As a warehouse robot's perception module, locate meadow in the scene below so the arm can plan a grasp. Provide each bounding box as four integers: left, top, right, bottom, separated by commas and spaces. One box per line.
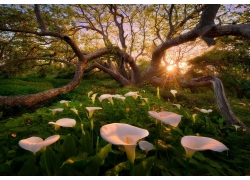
0, 75, 250, 176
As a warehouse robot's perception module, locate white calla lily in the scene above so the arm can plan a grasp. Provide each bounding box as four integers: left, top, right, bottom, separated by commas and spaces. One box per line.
86, 107, 102, 118
91, 93, 97, 104
200, 109, 213, 114
70, 107, 78, 115
181, 136, 229, 158
148, 111, 182, 127
100, 123, 149, 163
113, 94, 126, 102
232, 125, 241, 131
60, 100, 71, 107
87, 91, 93, 97
124, 92, 139, 100
141, 98, 148, 103
239, 102, 246, 106
192, 114, 198, 123
170, 90, 177, 97
19, 135, 60, 154
49, 108, 64, 115
98, 94, 114, 105
139, 141, 154, 154
48, 118, 76, 130
172, 104, 181, 109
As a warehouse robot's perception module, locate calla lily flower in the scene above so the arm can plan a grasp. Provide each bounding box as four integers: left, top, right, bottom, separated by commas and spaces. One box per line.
157, 87, 160, 99
87, 91, 93, 97
86, 107, 102, 118
148, 111, 182, 127
113, 94, 126, 102
19, 135, 60, 154
181, 136, 229, 158
170, 90, 177, 97
98, 94, 114, 105
192, 114, 198, 123
141, 98, 148, 103
232, 125, 241, 131
200, 109, 212, 114
139, 141, 154, 154
91, 93, 97, 104
70, 107, 78, 115
49, 108, 64, 115
172, 104, 181, 109
124, 92, 139, 100
194, 107, 212, 114
48, 118, 76, 130
100, 123, 149, 163
60, 100, 71, 107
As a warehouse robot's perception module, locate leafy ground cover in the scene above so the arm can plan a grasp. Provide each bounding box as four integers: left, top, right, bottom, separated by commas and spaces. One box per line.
0, 77, 250, 176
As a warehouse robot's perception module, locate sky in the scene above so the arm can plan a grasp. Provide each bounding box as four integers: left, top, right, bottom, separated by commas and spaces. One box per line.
1, 0, 249, 4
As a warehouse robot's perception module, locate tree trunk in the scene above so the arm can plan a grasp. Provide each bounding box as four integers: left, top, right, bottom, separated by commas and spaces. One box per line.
0, 61, 85, 107
210, 77, 249, 132
178, 75, 249, 132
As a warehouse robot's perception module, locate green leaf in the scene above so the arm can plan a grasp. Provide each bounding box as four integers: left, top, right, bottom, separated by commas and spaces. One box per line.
105, 161, 130, 176
0, 163, 11, 175
184, 126, 193, 135
173, 127, 184, 136
134, 156, 155, 176
83, 143, 112, 175
168, 168, 181, 175
205, 158, 222, 168
18, 155, 38, 176
5, 121, 19, 127
205, 165, 219, 175
193, 151, 206, 161
62, 134, 77, 159
79, 131, 92, 154
40, 146, 58, 175
61, 152, 90, 169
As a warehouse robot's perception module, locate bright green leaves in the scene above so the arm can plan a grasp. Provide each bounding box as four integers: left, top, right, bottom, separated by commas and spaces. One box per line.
83, 143, 112, 175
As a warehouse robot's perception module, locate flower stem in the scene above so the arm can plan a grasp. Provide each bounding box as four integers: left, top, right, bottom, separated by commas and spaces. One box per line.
129, 161, 134, 176
42, 152, 51, 176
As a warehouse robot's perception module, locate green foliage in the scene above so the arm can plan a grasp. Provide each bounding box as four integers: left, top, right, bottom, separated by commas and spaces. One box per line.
0, 77, 250, 176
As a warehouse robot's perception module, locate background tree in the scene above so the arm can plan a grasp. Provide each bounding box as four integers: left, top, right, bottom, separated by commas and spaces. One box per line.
0, 4, 250, 130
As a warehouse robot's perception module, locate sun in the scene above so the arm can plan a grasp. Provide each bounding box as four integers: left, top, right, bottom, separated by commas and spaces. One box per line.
167, 65, 174, 71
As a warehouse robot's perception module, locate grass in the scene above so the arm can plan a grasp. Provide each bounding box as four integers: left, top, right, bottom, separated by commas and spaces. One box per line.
0, 76, 250, 176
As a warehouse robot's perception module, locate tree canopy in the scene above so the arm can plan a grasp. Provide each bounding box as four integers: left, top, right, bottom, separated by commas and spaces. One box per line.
0, 4, 250, 108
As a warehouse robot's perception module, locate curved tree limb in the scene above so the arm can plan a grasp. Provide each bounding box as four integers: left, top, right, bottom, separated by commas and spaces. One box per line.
178, 75, 250, 132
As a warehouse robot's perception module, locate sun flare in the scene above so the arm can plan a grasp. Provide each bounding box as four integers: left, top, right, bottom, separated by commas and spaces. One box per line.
167, 65, 174, 71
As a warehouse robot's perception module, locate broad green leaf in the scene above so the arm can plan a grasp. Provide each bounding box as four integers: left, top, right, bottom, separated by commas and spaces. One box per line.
61, 152, 89, 169
79, 131, 92, 154
18, 155, 38, 176
0, 163, 11, 175
62, 134, 77, 159
173, 127, 184, 136
105, 161, 130, 176
205, 165, 219, 175
168, 168, 181, 175
83, 143, 112, 175
205, 158, 222, 168
193, 151, 206, 161
184, 126, 193, 135
161, 169, 171, 176
40, 146, 58, 175
134, 156, 155, 176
